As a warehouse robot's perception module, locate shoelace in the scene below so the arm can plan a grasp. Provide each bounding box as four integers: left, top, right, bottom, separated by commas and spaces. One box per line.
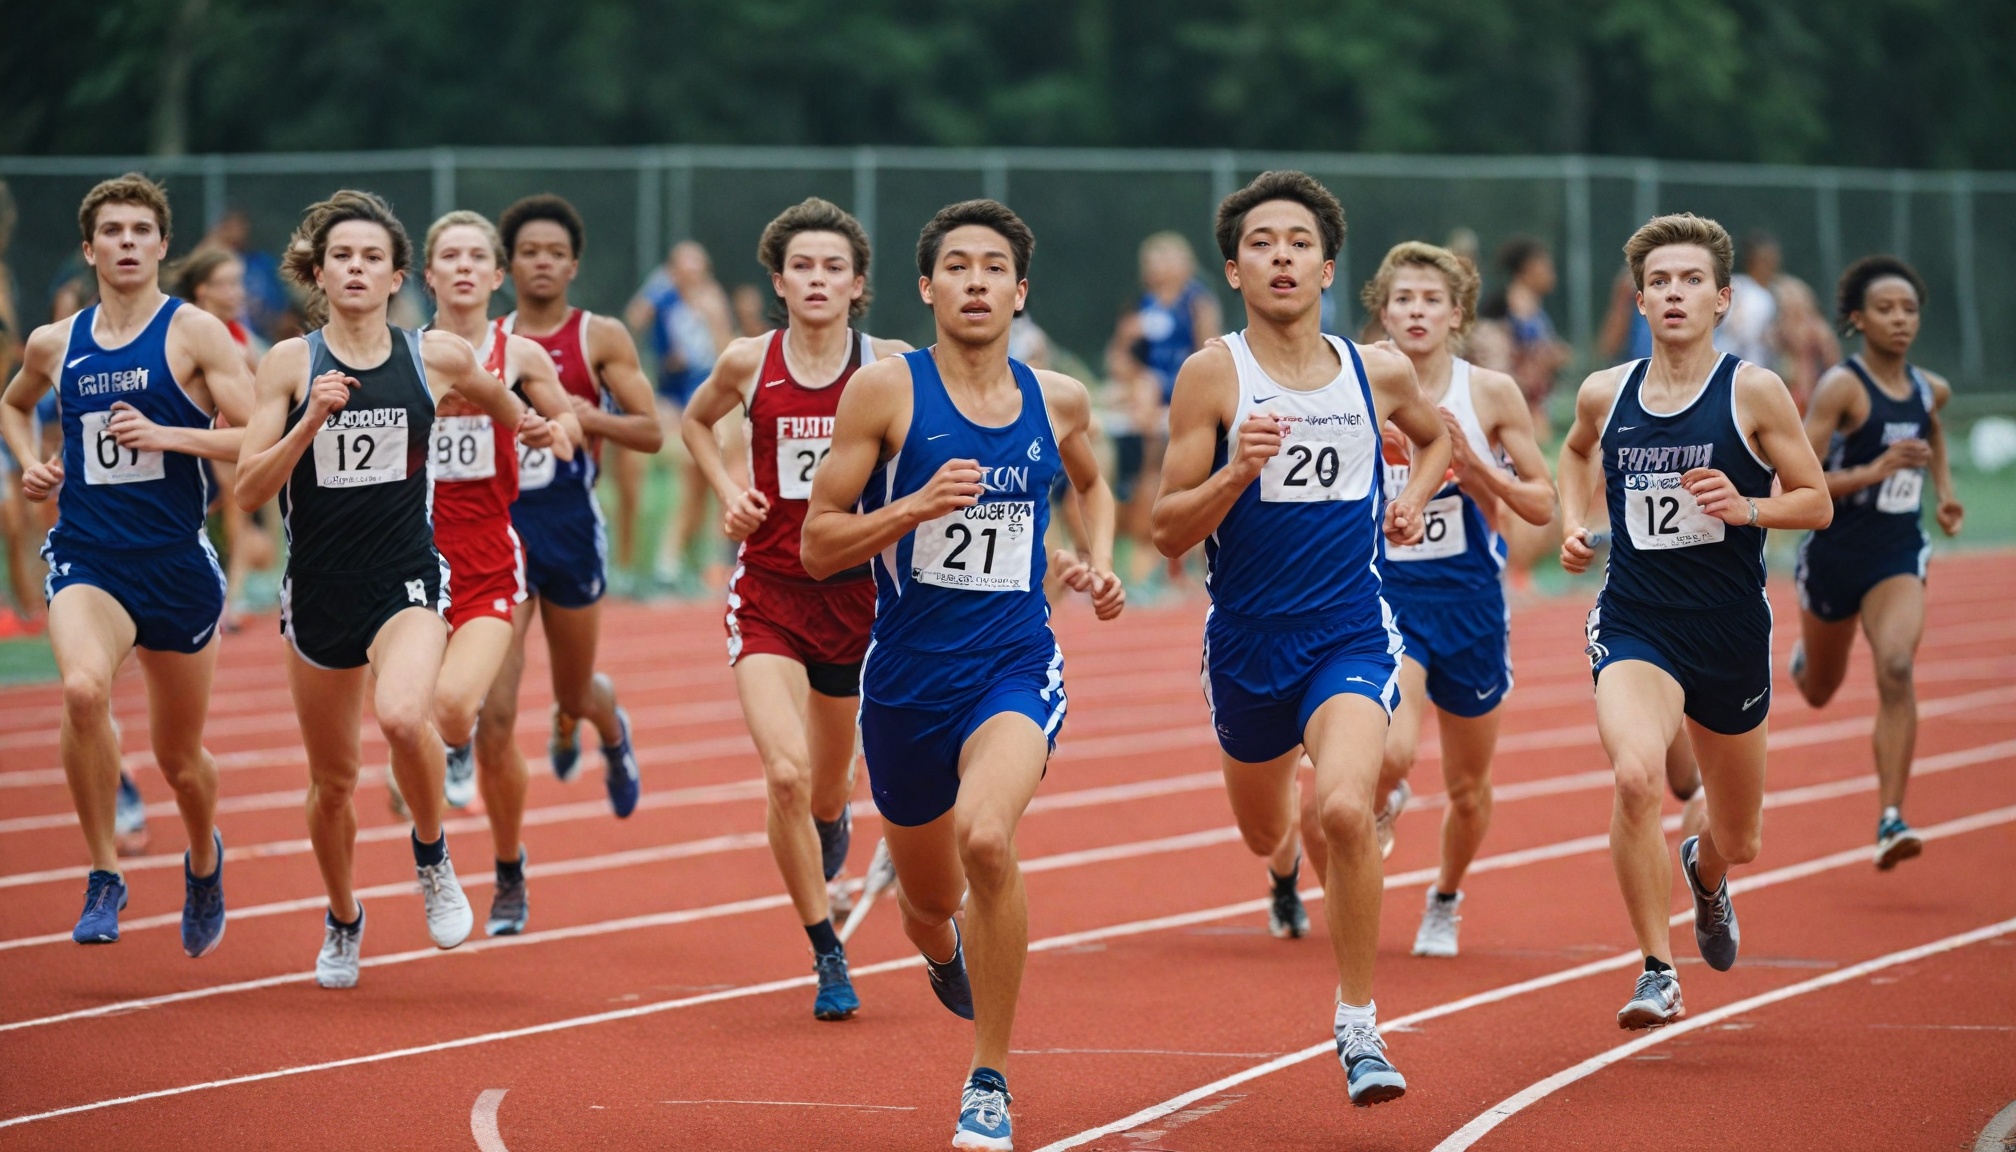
85, 875, 117, 914
1336, 1020, 1387, 1063
961, 1084, 1009, 1129
418, 862, 452, 904
814, 952, 848, 985
1631, 971, 1673, 1004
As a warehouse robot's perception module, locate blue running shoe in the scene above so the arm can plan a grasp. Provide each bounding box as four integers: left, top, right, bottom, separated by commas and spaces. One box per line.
73, 870, 128, 944
925, 922, 975, 1020
1335, 1018, 1406, 1106
817, 804, 852, 883
953, 1067, 1012, 1150
549, 703, 582, 783
114, 770, 149, 856
813, 947, 860, 1021
603, 706, 640, 818
182, 830, 226, 958
1680, 835, 1740, 971
1875, 813, 1923, 871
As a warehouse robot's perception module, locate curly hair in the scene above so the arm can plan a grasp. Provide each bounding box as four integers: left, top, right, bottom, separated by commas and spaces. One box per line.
498, 194, 585, 259
757, 198, 873, 321
1213, 171, 1344, 263
280, 190, 412, 323
1834, 255, 1926, 336
1360, 241, 1482, 338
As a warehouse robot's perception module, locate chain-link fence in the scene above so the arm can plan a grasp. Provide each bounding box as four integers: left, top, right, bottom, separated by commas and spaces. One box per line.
3, 146, 2010, 400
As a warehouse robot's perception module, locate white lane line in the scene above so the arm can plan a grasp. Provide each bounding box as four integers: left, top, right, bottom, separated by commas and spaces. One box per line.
1031, 803, 2016, 1152
659, 1099, 916, 1111
471, 1088, 510, 1152
1432, 917, 2016, 1152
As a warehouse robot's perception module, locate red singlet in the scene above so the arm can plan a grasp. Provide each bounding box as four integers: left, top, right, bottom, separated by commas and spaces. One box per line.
740, 329, 874, 580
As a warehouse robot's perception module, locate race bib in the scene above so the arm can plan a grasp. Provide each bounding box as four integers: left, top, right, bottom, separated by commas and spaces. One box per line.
775, 437, 831, 501
517, 441, 556, 490
1876, 468, 1923, 515
313, 411, 408, 489
1386, 495, 1467, 561
1623, 472, 1725, 550
431, 416, 496, 482
79, 410, 164, 486
911, 500, 1036, 592
1260, 414, 1375, 503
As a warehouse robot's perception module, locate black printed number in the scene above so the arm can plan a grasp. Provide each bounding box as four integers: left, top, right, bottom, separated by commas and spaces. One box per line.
942, 524, 999, 573
1422, 509, 1449, 543
1283, 444, 1341, 487
335, 433, 376, 472
1643, 495, 1680, 535
94, 431, 138, 470
795, 446, 828, 485
435, 434, 478, 467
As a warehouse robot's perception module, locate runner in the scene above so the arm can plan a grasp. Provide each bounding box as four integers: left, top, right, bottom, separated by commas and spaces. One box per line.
1152, 171, 1450, 1106
803, 198, 1124, 1148
235, 190, 538, 988
418, 212, 583, 940
680, 198, 910, 1019
481, 194, 659, 824
1558, 213, 1831, 1028
0, 173, 251, 953
1342, 241, 1555, 958
1790, 255, 1963, 869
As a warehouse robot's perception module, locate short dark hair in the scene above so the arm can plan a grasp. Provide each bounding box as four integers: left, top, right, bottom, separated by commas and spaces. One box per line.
916, 199, 1034, 280
79, 172, 172, 245
1495, 235, 1550, 278
1213, 171, 1344, 263
759, 197, 873, 320
1835, 254, 1926, 335
499, 194, 585, 258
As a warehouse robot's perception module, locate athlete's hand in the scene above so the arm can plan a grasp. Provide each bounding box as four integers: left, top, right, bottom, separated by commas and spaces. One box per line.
564, 393, 604, 436
516, 411, 574, 462
1053, 549, 1127, 621
906, 458, 984, 523
1877, 437, 1932, 474
1227, 413, 1284, 484
1440, 407, 1485, 482
19, 453, 62, 502
1560, 523, 1596, 574
105, 402, 175, 453
305, 371, 358, 423
1937, 494, 1965, 537
1682, 467, 1748, 524
1383, 492, 1428, 546
723, 487, 771, 541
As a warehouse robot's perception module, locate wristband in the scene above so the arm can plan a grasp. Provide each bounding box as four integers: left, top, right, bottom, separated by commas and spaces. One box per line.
1745, 497, 1759, 527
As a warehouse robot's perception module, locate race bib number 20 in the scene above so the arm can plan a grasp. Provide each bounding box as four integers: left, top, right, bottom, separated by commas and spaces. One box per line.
1259, 414, 1375, 504
911, 500, 1036, 592
79, 410, 165, 486
1624, 472, 1725, 550
314, 410, 408, 489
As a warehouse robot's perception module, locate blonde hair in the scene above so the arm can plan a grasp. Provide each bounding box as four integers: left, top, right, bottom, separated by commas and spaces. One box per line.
423, 209, 506, 269
1360, 241, 1481, 338
1139, 231, 1197, 268
1623, 212, 1734, 291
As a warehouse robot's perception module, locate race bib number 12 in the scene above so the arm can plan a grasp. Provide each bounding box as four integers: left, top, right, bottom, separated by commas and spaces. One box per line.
911, 500, 1036, 592
79, 410, 165, 486
1624, 472, 1725, 550
313, 411, 408, 489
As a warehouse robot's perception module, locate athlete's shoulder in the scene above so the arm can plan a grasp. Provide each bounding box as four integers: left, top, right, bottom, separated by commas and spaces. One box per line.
867, 335, 914, 359
257, 336, 312, 388
420, 325, 478, 365
1918, 366, 1953, 407
712, 333, 770, 375
1808, 362, 1864, 410
1175, 338, 1236, 382
503, 331, 555, 363
1571, 361, 1633, 419
581, 310, 632, 351
1465, 362, 1525, 415
165, 299, 235, 346
1032, 367, 1092, 417
18, 315, 76, 373
1731, 359, 1792, 407
1357, 339, 1417, 395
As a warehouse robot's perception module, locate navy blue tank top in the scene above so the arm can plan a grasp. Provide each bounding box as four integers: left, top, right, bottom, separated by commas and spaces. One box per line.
864, 350, 1059, 660
53, 297, 213, 552
1600, 354, 1774, 609
1812, 358, 1931, 556
1138, 282, 1207, 404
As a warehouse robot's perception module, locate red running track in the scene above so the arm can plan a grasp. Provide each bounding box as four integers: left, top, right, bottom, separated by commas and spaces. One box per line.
0, 555, 2012, 1151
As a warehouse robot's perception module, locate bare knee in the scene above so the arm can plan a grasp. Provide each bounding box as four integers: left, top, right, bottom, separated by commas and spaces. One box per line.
61, 670, 111, 725
1318, 791, 1376, 854
376, 699, 433, 755
1446, 773, 1492, 822
899, 882, 961, 926
1714, 824, 1762, 866
1873, 652, 1915, 702
1236, 815, 1290, 859
957, 823, 1017, 892
764, 758, 812, 816
1381, 737, 1418, 784
432, 691, 480, 747
153, 746, 212, 792
309, 773, 357, 814
1612, 761, 1665, 820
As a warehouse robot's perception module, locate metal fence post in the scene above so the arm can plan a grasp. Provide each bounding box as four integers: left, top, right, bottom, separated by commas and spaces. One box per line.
1816, 169, 1842, 292
1891, 169, 1911, 259
1632, 159, 1659, 225
1210, 151, 1236, 215
668, 147, 693, 244
1953, 172, 1983, 382
853, 147, 878, 324
431, 147, 456, 218
983, 150, 1009, 204
635, 149, 662, 290
202, 153, 226, 232
1564, 155, 1594, 366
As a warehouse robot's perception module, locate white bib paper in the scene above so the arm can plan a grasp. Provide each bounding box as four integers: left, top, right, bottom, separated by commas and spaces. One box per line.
517, 441, 556, 490
775, 437, 831, 501
1259, 414, 1375, 503
79, 410, 164, 486
313, 413, 408, 489
431, 416, 496, 482
1623, 472, 1726, 550
911, 500, 1035, 592
1876, 468, 1923, 515
1386, 495, 1467, 561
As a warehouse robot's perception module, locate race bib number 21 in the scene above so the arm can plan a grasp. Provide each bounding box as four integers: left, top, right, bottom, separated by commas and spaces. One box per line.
911, 501, 1035, 592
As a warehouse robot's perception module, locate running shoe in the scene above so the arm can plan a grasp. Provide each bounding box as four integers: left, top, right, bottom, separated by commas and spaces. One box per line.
72, 869, 128, 944
487, 849, 529, 937
602, 706, 640, 818
812, 947, 860, 1021
550, 703, 583, 783
1335, 1018, 1406, 1106
1376, 778, 1412, 860
114, 769, 150, 857
1617, 967, 1684, 1029
416, 851, 474, 949
181, 829, 226, 958
1268, 872, 1309, 940
953, 1068, 1013, 1151
443, 737, 477, 810
1875, 813, 1923, 871
316, 907, 364, 989
1680, 835, 1739, 971
817, 803, 853, 883
1412, 888, 1463, 958
925, 922, 976, 1020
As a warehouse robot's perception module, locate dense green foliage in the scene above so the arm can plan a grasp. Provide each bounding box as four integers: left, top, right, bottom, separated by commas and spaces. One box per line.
3, 0, 2012, 167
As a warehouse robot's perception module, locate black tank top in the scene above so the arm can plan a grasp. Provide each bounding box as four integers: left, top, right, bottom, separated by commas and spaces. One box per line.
280, 326, 438, 579
1812, 358, 1932, 555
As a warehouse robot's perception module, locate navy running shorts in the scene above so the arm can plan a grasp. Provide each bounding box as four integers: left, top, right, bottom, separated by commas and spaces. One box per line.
1389, 590, 1513, 718
282, 555, 446, 670
1585, 592, 1772, 736
43, 536, 225, 654
511, 496, 608, 609
1203, 607, 1403, 765
1795, 534, 1928, 624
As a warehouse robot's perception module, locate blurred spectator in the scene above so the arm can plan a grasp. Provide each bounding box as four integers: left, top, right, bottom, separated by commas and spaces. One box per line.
201, 209, 290, 341
1771, 274, 1839, 411
0, 179, 44, 636
731, 282, 770, 337
1598, 264, 1653, 365
1009, 312, 1052, 370
1482, 235, 1572, 439
1717, 231, 1781, 367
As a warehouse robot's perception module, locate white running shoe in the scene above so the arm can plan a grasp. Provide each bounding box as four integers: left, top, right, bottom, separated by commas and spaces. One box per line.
316, 906, 364, 989
443, 737, 477, 810
416, 854, 473, 949
1412, 888, 1463, 957
1617, 967, 1684, 1029
1375, 779, 1411, 860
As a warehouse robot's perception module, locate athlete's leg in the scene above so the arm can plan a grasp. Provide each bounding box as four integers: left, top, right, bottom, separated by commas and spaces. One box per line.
289, 653, 368, 921
952, 713, 1049, 1073
1, 476, 44, 622
884, 810, 963, 976
1666, 731, 1708, 840
473, 602, 537, 864
1859, 575, 1926, 813
1681, 719, 1768, 890
539, 599, 622, 746
1432, 705, 1502, 894
1221, 747, 1304, 877
1377, 657, 1429, 797
736, 654, 831, 925
805, 685, 858, 826
367, 607, 451, 844
432, 617, 516, 749
133, 642, 222, 878
1303, 693, 1391, 1004
1790, 608, 1858, 708
1594, 660, 1687, 964
611, 443, 644, 576
48, 586, 136, 874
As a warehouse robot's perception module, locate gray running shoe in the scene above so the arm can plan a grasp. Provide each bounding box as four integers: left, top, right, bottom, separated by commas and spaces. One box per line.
1680, 835, 1739, 971
1335, 1018, 1406, 1106
1412, 889, 1463, 958
316, 907, 364, 989
443, 738, 477, 809
487, 850, 529, 937
1617, 967, 1684, 1029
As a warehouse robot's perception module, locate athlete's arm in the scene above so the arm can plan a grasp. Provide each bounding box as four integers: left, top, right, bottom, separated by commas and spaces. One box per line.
800, 358, 980, 580
106, 307, 255, 463
869, 337, 916, 360
1366, 342, 1451, 546
1802, 365, 1924, 500
579, 314, 664, 453
423, 329, 525, 438
1557, 366, 1626, 574
1460, 365, 1556, 527
505, 335, 576, 462
0, 323, 64, 501
680, 336, 765, 540
235, 339, 355, 511
1149, 343, 1265, 556
1686, 364, 1830, 531
1925, 370, 1964, 536
1041, 370, 1124, 619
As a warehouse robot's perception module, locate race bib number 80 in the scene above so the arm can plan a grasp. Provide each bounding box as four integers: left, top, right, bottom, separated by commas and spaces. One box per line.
314, 410, 409, 489
1624, 472, 1725, 550
79, 410, 165, 486
431, 416, 496, 482
911, 500, 1036, 592
775, 437, 831, 500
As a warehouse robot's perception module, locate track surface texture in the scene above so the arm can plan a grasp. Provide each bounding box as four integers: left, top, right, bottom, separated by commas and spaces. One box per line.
2, 553, 2012, 1151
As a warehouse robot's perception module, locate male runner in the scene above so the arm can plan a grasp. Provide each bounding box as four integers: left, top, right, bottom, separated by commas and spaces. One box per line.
682, 198, 910, 1019
1790, 255, 1962, 868
1152, 171, 1450, 1105
1559, 213, 1830, 1028
1, 173, 252, 952
803, 199, 1124, 1149
479, 195, 660, 823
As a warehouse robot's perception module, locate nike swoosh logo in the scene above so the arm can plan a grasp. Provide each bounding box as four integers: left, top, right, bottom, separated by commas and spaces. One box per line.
1615, 425, 1638, 432
926, 433, 951, 441
1742, 690, 1767, 710
1345, 676, 1375, 686
1475, 687, 1496, 699
764, 379, 787, 388
1251, 395, 1279, 405
67, 354, 92, 369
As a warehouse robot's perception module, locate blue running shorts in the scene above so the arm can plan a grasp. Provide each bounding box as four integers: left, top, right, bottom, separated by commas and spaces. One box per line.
1586, 592, 1772, 736
511, 493, 607, 609
1389, 590, 1513, 718
43, 536, 225, 654
1794, 534, 1928, 624
1203, 607, 1403, 765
